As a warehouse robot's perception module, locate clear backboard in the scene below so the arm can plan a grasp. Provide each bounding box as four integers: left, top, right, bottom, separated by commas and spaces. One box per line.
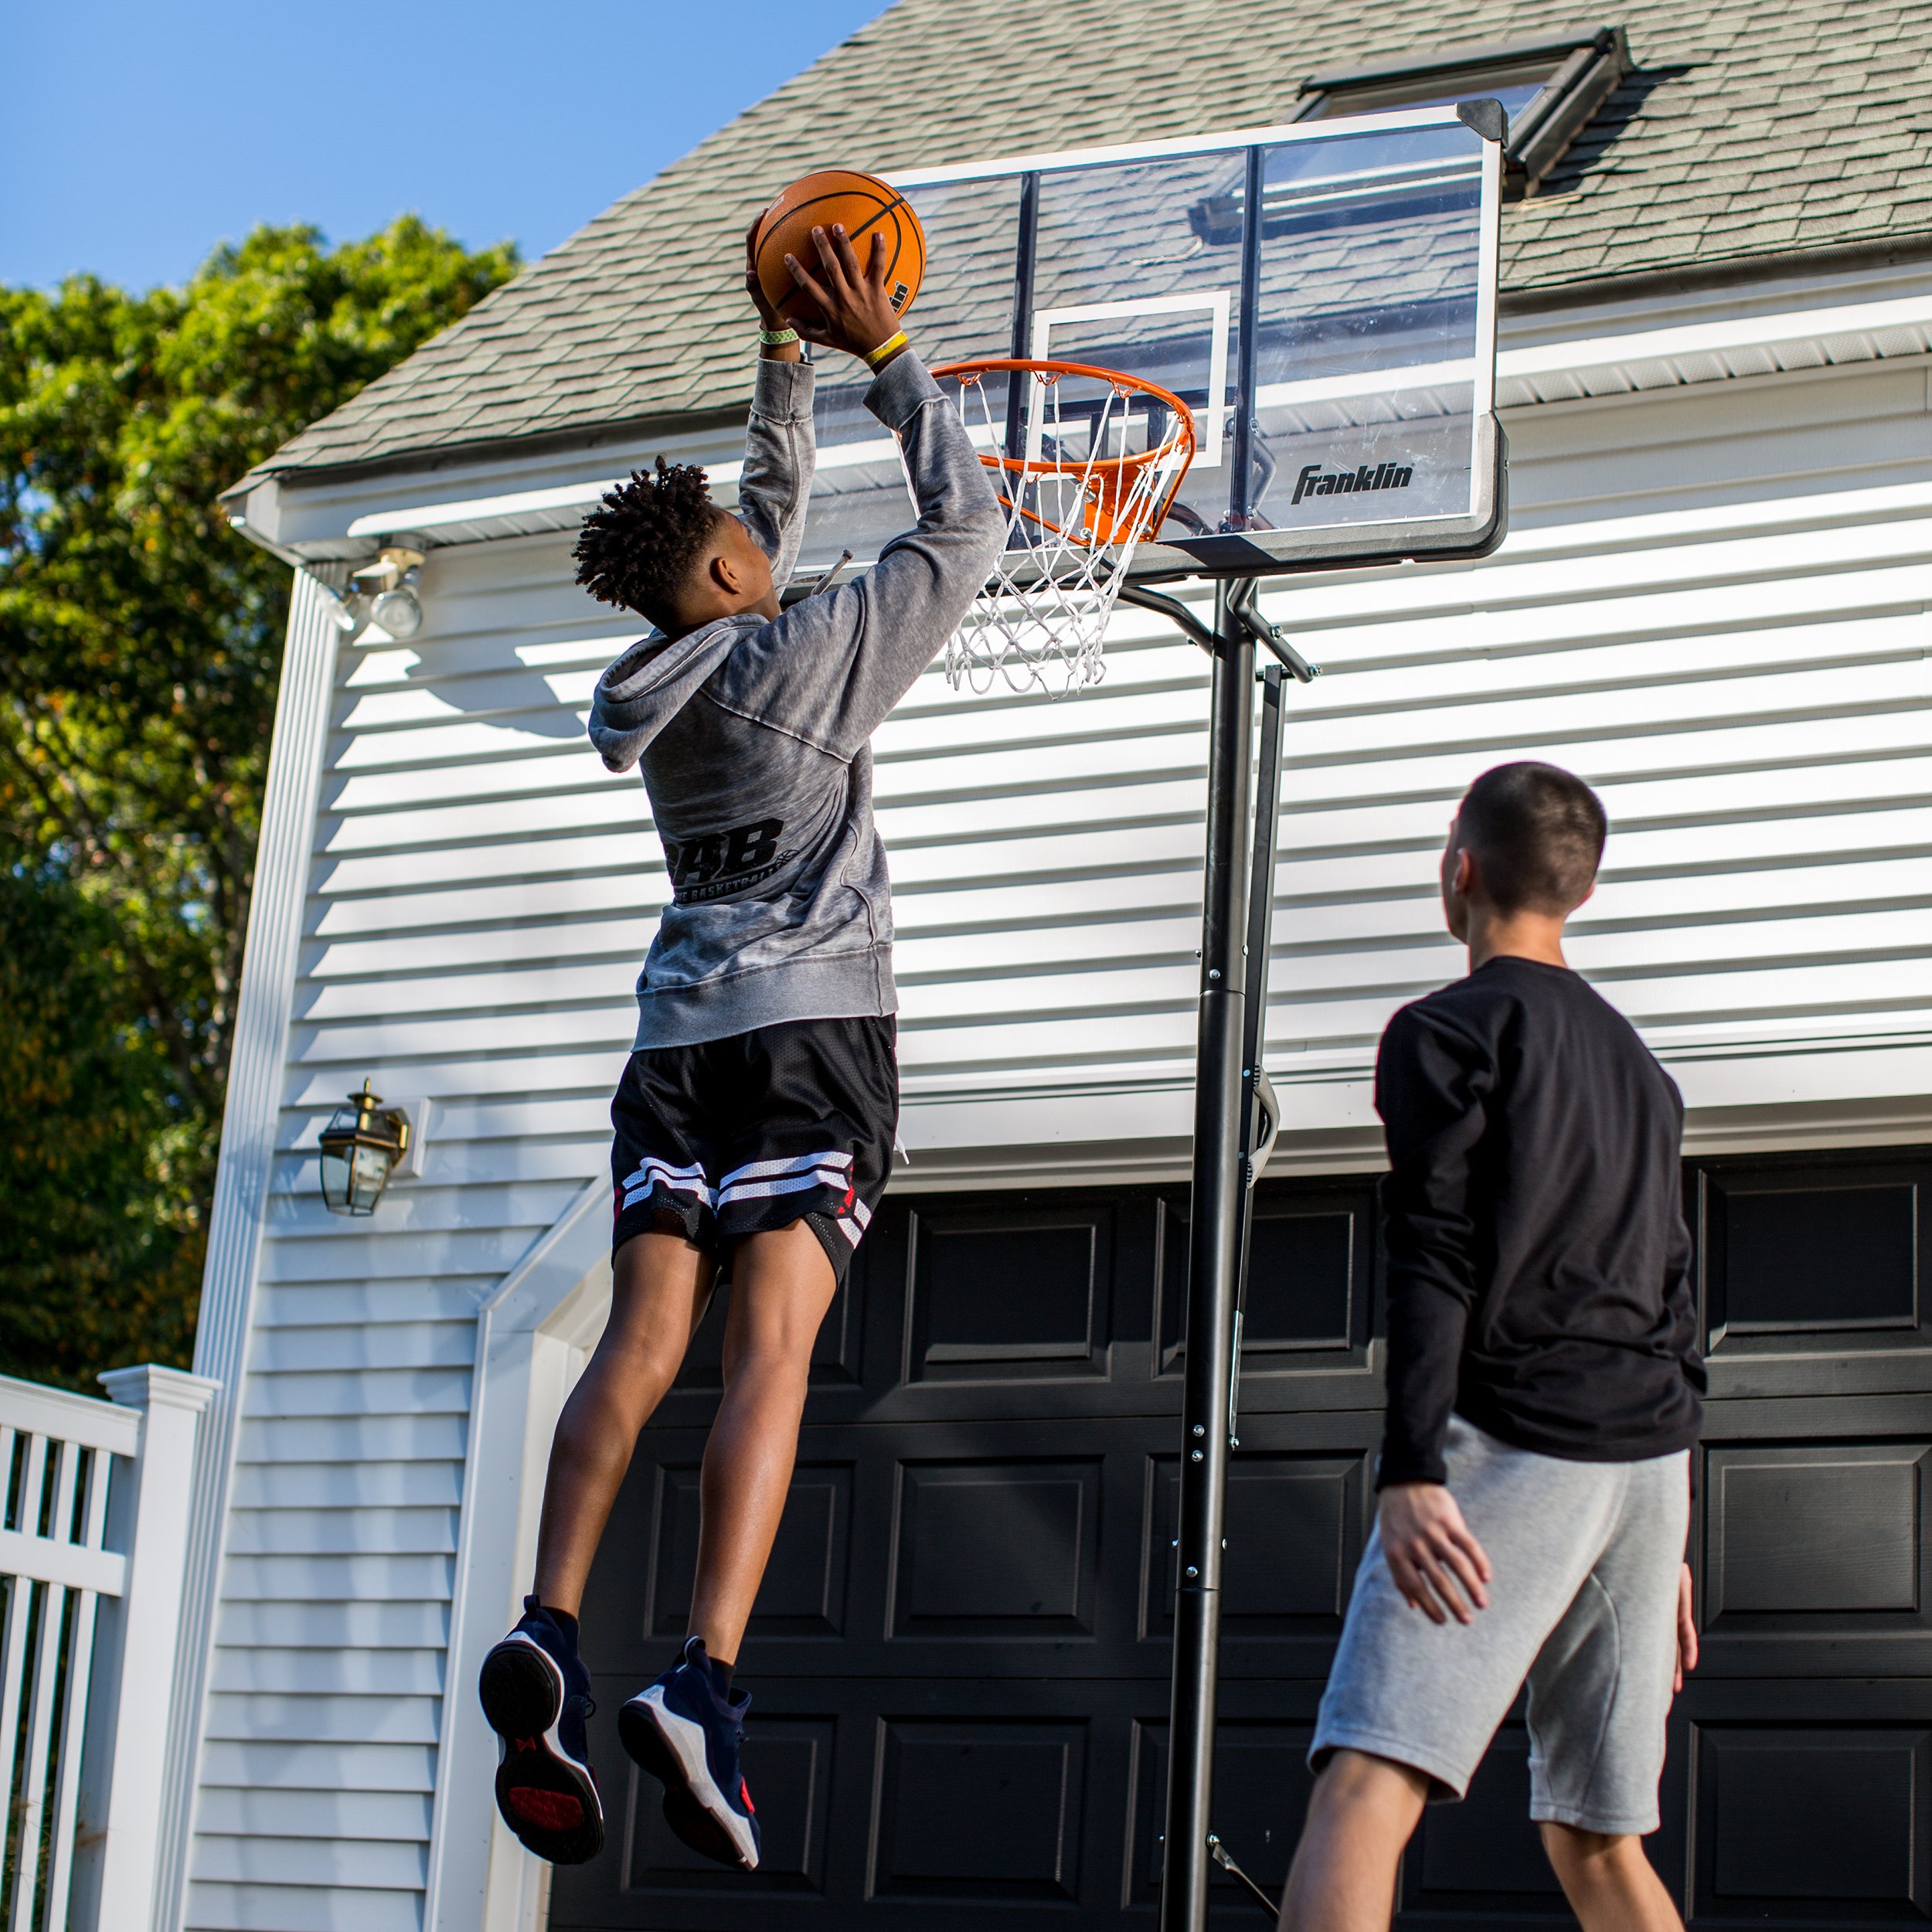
791, 103, 1505, 583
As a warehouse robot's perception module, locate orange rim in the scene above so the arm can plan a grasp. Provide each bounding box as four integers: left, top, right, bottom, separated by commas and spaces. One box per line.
930, 357, 1198, 546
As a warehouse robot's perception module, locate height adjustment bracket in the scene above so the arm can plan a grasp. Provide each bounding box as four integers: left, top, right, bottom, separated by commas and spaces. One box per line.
1114, 580, 1320, 682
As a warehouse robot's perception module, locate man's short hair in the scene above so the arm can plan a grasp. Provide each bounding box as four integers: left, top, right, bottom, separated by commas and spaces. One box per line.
573, 457, 720, 626
1456, 762, 1606, 914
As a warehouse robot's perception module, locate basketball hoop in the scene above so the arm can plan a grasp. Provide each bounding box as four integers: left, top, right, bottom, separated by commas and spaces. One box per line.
930, 358, 1197, 697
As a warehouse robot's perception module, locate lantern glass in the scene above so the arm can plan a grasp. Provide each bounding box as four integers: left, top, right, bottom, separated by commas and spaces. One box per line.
318, 1142, 355, 1214
317, 1082, 407, 1216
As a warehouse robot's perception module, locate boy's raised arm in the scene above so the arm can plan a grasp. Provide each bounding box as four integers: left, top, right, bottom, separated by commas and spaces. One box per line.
734, 221, 1004, 756
735, 220, 817, 587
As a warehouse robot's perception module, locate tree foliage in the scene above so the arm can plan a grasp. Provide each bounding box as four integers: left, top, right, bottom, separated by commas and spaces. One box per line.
0, 219, 519, 1389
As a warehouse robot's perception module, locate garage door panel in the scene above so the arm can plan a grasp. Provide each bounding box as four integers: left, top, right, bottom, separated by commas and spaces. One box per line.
1702, 1157, 1932, 1372
872, 1717, 1089, 1902
1398, 1724, 1573, 1921
1696, 1413, 1932, 1675
648, 1461, 855, 1642
622, 1713, 838, 1901
1128, 1714, 1321, 1917
1689, 1720, 1932, 1923
906, 1200, 1128, 1384
1708, 1442, 1924, 1622
891, 1458, 1103, 1638
1145, 1453, 1371, 1642
1159, 1183, 1381, 1379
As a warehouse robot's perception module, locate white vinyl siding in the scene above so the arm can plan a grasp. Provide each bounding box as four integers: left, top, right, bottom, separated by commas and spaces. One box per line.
185, 349, 1932, 1928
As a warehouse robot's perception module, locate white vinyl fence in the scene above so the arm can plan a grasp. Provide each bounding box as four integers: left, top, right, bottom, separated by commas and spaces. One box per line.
0, 1366, 215, 1932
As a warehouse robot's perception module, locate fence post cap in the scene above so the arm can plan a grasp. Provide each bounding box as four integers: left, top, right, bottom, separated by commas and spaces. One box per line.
98, 1365, 220, 1415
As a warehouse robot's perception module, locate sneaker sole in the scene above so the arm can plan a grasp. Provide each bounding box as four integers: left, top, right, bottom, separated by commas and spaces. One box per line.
479, 1634, 604, 1865
619, 1689, 759, 1870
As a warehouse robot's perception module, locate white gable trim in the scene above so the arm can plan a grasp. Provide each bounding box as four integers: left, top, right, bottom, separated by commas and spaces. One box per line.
159, 575, 342, 1932
423, 1178, 614, 1932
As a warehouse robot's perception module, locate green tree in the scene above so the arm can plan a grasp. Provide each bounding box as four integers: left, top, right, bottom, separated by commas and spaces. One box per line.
0, 218, 519, 1389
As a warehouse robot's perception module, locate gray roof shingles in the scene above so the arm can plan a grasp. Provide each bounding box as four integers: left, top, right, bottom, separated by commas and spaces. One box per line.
256, 0, 1932, 481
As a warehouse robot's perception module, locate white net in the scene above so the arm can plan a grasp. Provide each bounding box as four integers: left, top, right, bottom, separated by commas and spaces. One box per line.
934, 362, 1196, 699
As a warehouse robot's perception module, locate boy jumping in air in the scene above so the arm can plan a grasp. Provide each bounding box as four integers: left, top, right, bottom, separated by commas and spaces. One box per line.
1281, 762, 1706, 1931
475, 220, 1002, 1869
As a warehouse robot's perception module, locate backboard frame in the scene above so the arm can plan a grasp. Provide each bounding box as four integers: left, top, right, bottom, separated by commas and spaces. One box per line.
879, 100, 1507, 583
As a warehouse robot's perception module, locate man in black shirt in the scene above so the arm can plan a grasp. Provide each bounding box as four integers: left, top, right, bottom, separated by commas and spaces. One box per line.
1279, 763, 1705, 1932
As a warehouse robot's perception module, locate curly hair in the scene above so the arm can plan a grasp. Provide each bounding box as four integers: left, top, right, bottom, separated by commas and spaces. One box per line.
573, 457, 721, 625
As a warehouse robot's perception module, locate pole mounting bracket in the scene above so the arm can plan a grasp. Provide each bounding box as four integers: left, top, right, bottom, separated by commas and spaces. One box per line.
1115, 580, 1320, 682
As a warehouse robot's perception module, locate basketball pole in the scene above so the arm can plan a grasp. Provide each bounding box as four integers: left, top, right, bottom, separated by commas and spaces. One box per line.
1162, 577, 1255, 1932
1116, 574, 1308, 1932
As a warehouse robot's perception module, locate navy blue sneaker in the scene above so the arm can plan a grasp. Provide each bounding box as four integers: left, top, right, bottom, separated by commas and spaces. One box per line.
478, 1597, 604, 1864
619, 1636, 760, 1870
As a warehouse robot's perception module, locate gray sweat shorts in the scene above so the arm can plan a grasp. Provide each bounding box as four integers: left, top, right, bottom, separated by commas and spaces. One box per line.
1313, 1415, 1689, 1835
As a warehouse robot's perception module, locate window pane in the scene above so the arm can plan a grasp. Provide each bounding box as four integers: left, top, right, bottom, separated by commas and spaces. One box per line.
1309, 63, 1553, 128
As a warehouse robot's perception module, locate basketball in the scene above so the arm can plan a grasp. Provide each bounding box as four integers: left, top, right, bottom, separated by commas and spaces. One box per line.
753, 169, 926, 332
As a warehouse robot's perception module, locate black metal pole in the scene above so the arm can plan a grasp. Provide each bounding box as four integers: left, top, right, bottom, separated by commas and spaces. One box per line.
1229, 658, 1288, 1453
1160, 581, 1257, 1932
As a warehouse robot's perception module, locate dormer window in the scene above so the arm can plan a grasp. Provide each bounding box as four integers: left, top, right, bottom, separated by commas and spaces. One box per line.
1297, 25, 1629, 198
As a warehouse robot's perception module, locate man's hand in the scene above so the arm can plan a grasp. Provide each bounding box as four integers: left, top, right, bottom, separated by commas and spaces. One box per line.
1674, 1561, 1698, 1692
1379, 1482, 1492, 1625
781, 223, 906, 366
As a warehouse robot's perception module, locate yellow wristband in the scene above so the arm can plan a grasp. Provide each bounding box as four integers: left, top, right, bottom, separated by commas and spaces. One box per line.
863, 330, 909, 370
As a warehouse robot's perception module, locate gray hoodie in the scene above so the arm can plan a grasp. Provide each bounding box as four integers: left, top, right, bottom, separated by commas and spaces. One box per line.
587, 352, 1005, 1050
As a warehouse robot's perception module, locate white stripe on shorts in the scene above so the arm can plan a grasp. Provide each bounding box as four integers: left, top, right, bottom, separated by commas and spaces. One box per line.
717, 1148, 852, 1193
621, 1156, 714, 1212
717, 1166, 852, 1205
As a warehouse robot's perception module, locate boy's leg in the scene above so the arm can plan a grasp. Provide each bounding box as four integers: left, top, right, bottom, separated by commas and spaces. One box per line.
614, 1219, 838, 1875
532, 1216, 717, 1614
1539, 1825, 1682, 1931
688, 1218, 838, 1664
1277, 1750, 1427, 1931
478, 1217, 713, 1866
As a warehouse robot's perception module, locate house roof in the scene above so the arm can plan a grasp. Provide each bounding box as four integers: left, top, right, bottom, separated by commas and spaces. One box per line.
249, 0, 1932, 485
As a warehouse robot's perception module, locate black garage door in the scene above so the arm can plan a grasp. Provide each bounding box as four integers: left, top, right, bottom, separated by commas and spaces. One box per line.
556, 1148, 1932, 1929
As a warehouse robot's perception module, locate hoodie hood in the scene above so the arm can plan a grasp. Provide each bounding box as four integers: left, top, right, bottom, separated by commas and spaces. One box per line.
587, 612, 760, 773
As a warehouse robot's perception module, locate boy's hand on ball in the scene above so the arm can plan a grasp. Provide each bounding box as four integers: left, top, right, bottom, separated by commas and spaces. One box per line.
783, 225, 906, 366
745, 219, 783, 328
1379, 1482, 1493, 1625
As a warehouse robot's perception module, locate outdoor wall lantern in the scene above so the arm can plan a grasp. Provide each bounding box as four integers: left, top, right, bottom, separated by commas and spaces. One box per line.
318, 1080, 412, 1216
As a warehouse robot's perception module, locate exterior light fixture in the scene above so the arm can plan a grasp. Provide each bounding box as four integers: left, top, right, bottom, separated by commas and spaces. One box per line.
318, 1080, 411, 1216
353, 546, 426, 640
312, 579, 369, 636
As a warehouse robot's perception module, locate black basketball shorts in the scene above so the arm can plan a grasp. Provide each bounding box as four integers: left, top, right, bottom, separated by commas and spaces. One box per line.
609, 1015, 897, 1284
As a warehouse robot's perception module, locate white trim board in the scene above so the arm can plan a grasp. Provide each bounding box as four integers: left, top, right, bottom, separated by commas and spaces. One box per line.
161, 575, 343, 1932
423, 1178, 611, 1932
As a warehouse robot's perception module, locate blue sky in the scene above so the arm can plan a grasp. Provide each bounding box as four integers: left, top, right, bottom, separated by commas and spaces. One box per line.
8, 1, 889, 291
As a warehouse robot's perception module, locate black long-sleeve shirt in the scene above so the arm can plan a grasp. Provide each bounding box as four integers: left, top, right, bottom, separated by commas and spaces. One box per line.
1374, 955, 1705, 1488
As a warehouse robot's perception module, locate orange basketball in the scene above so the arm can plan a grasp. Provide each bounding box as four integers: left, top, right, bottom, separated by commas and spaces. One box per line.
753, 169, 926, 333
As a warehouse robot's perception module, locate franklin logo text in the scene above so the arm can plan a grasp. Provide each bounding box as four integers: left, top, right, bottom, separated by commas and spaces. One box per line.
1291, 460, 1415, 508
